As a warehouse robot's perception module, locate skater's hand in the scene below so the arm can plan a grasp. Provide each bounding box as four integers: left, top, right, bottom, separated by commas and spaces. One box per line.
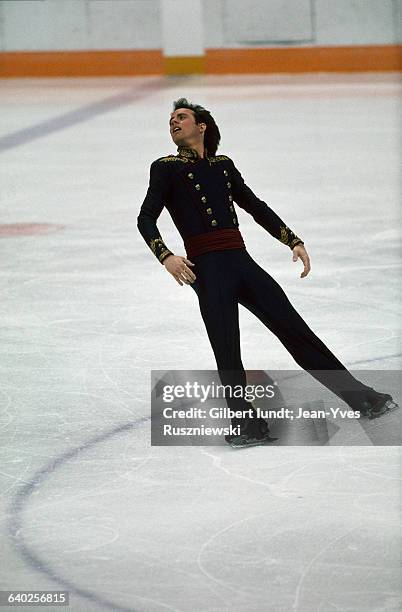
292, 244, 311, 278
163, 255, 196, 286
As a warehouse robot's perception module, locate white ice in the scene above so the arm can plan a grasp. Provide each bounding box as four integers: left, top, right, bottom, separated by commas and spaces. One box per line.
0, 73, 401, 612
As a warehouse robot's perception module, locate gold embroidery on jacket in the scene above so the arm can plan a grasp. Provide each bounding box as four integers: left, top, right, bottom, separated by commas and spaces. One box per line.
290, 238, 303, 249
159, 155, 188, 163
280, 226, 289, 245
150, 237, 166, 254
209, 155, 230, 162
159, 249, 172, 262
177, 146, 199, 160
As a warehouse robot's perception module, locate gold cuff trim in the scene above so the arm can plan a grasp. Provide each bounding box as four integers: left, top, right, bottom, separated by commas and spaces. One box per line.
290, 238, 304, 249
159, 249, 173, 263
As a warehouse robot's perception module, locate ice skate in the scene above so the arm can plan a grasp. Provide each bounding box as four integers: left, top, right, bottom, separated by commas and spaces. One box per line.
226, 418, 277, 448
228, 430, 277, 448
358, 393, 399, 420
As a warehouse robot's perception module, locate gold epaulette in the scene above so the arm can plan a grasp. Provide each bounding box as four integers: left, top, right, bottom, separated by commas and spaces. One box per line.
158, 155, 188, 163
208, 155, 230, 163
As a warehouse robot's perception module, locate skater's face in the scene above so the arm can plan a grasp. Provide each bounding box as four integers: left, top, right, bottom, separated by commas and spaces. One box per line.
169, 108, 206, 146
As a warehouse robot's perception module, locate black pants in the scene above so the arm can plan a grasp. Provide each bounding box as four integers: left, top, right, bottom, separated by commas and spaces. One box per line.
190, 248, 373, 427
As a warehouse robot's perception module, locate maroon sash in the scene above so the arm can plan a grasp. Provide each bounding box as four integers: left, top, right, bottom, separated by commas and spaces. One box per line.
184, 229, 245, 258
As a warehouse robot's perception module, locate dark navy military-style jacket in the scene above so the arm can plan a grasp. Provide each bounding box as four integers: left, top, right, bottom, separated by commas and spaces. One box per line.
137, 146, 303, 263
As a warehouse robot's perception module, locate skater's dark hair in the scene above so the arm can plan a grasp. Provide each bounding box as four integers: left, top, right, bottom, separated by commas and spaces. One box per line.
172, 97, 221, 156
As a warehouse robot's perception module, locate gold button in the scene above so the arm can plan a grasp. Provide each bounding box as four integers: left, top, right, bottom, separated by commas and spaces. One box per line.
187, 173, 194, 179
227, 182, 231, 188
211, 220, 218, 227
206, 208, 212, 214
230, 205, 234, 211
233, 218, 237, 225
195, 184, 201, 190
223, 170, 228, 176
201, 196, 207, 203
228, 195, 233, 202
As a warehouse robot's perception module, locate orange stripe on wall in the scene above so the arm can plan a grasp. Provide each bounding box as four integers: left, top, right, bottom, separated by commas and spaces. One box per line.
0, 45, 401, 77
0, 49, 163, 77
206, 45, 402, 74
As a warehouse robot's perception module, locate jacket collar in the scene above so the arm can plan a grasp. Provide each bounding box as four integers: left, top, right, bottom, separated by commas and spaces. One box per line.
177, 146, 208, 161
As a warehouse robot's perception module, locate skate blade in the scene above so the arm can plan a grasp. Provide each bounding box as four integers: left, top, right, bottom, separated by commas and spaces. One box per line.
229, 435, 278, 449
367, 399, 400, 420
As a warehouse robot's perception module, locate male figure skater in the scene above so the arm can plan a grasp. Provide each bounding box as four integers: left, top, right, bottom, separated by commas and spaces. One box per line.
138, 98, 397, 447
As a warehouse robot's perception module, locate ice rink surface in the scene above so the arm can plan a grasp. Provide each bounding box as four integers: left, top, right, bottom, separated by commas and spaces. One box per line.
0, 73, 401, 611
